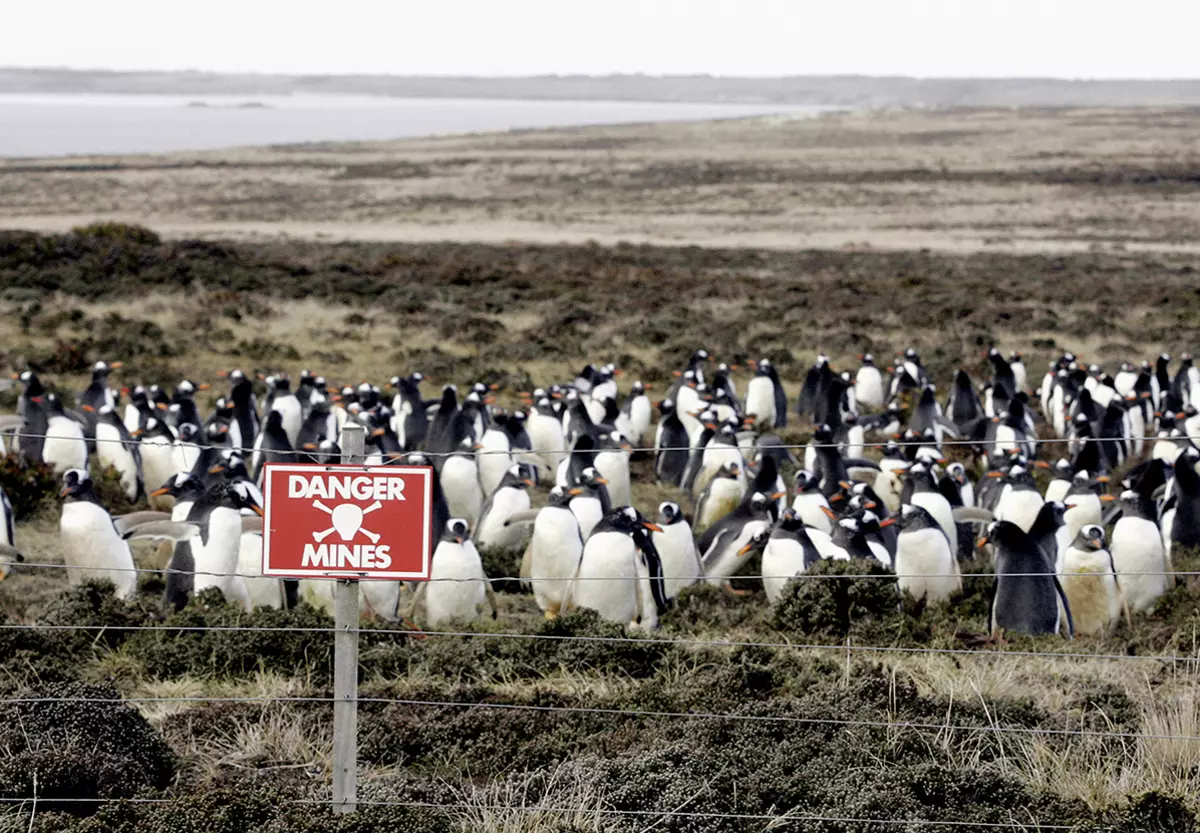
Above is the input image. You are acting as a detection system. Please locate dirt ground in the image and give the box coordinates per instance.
[3,107,1200,254]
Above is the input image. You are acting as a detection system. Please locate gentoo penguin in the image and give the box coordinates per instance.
[946,369,983,430]
[694,461,744,534]
[654,399,690,487]
[992,465,1045,533]
[223,369,259,451]
[12,370,49,464]
[854,354,885,410]
[987,520,1074,638]
[1166,448,1200,559]
[798,354,830,422]
[169,379,207,433]
[761,509,822,603]
[441,436,485,529]
[172,423,202,480]
[403,452,451,546]
[473,464,534,552]
[78,360,121,450]
[568,506,667,629]
[477,415,514,497]
[751,358,788,428]
[127,479,264,610]
[0,485,19,576]
[745,361,779,427]
[1010,351,1028,395]
[521,486,584,619]
[389,372,428,451]
[905,463,958,556]
[528,395,567,476]
[894,504,961,604]
[652,502,702,599]
[233,514,288,610]
[616,381,653,448]
[122,385,154,435]
[1044,459,1075,504]
[699,492,773,584]
[1028,500,1070,575]
[1058,525,1125,637]
[96,405,143,502]
[410,519,497,625]
[41,394,89,475]
[267,375,303,448]
[58,469,137,599]
[251,410,296,483]
[568,467,612,541]
[1062,476,1106,541]
[1110,489,1172,614]
[594,431,633,507]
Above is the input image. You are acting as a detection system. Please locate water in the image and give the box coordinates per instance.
[0,94,831,158]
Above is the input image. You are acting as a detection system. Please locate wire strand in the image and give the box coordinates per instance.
[0,694,1189,743]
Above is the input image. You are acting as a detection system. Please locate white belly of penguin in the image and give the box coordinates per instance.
[895,527,960,604]
[653,522,701,599]
[475,488,531,551]
[96,422,139,500]
[236,532,284,609]
[141,437,177,496]
[911,492,958,554]
[60,501,137,598]
[695,444,744,498]
[43,417,87,474]
[1064,495,1102,541]
[626,397,652,446]
[698,477,744,531]
[424,542,489,625]
[529,508,584,614]
[1059,547,1122,636]
[273,397,303,447]
[595,449,632,507]
[441,456,484,528]
[762,538,809,603]
[792,493,833,534]
[1110,517,1169,614]
[570,497,604,541]
[585,396,608,427]
[528,415,566,472]
[173,441,200,476]
[193,507,249,605]
[477,432,512,497]
[572,532,647,627]
[995,489,1044,533]
[855,369,884,409]
[1044,480,1071,504]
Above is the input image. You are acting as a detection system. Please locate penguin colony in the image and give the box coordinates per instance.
[1,347,1199,638]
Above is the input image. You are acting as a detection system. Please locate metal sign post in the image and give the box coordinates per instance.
[333,423,363,814]
[260,422,434,814]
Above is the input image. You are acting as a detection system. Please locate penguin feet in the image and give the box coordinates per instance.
[543,608,559,621]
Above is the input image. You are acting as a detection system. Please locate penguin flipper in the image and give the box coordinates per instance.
[1053,575,1075,639]
[0,416,24,431]
[936,417,962,438]
[518,540,534,584]
[503,509,542,527]
[113,511,174,537]
[952,507,995,524]
[122,521,201,542]
[846,466,883,483]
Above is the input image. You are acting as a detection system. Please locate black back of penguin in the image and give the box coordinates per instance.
[989,521,1073,638]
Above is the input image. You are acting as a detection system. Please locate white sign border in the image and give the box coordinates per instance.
[261,462,434,581]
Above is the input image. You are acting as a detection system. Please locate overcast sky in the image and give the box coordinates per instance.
[6,0,1199,79]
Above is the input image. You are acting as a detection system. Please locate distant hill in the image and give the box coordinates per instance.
[5,67,1200,106]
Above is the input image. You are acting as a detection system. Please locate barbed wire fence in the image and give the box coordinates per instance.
[0,418,1195,830]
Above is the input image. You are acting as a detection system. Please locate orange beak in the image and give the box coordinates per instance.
[642,522,663,533]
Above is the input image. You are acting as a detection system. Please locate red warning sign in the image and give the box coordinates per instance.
[261,463,433,580]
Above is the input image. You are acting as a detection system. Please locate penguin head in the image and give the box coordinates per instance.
[631,380,646,396]
[1073,524,1106,551]
[441,518,470,544]
[580,467,609,489]
[609,506,662,535]
[228,369,247,384]
[748,492,772,516]
[737,526,772,558]
[658,502,682,525]
[177,422,200,442]
[861,354,875,366]
[92,360,121,378]
[717,461,741,480]
[59,468,93,500]
[546,486,572,509]
[18,370,34,384]
[229,480,264,515]
[946,462,968,486]
[659,399,676,417]
[794,469,818,492]
[896,503,936,531]
[1052,458,1073,478]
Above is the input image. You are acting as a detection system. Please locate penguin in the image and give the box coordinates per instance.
[224,369,259,451]
[267,375,303,448]
[1058,525,1125,637]
[987,520,1074,638]
[95,405,143,502]
[693,461,744,534]
[169,379,207,433]
[12,370,49,464]
[946,369,983,429]
[1044,459,1075,504]
[473,464,534,552]
[1009,351,1028,395]
[854,354,885,410]
[41,394,89,475]
[568,466,612,541]
[992,465,1045,533]
[58,469,137,599]
[521,486,584,619]
[1028,500,1070,575]
[0,484,17,562]
[250,410,295,483]
[1062,475,1106,541]
[894,503,961,604]
[77,360,121,450]
[294,395,338,461]
[477,415,514,497]
[858,510,895,568]
[987,348,1017,402]
[1109,489,1172,614]
[441,436,485,530]
[798,354,829,422]
[594,431,633,507]
[755,358,789,429]
[905,463,958,556]
[172,423,202,481]
[528,394,567,476]
[761,508,823,603]
[123,385,154,435]
[745,361,779,427]
[389,371,428,451]
[410,519,497,625]
[403,452,451,545]
[654,399,691,487]
[699,493,773,584]
[616,380,653,448]
[567,506,667,629]
[652,502,702,599]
